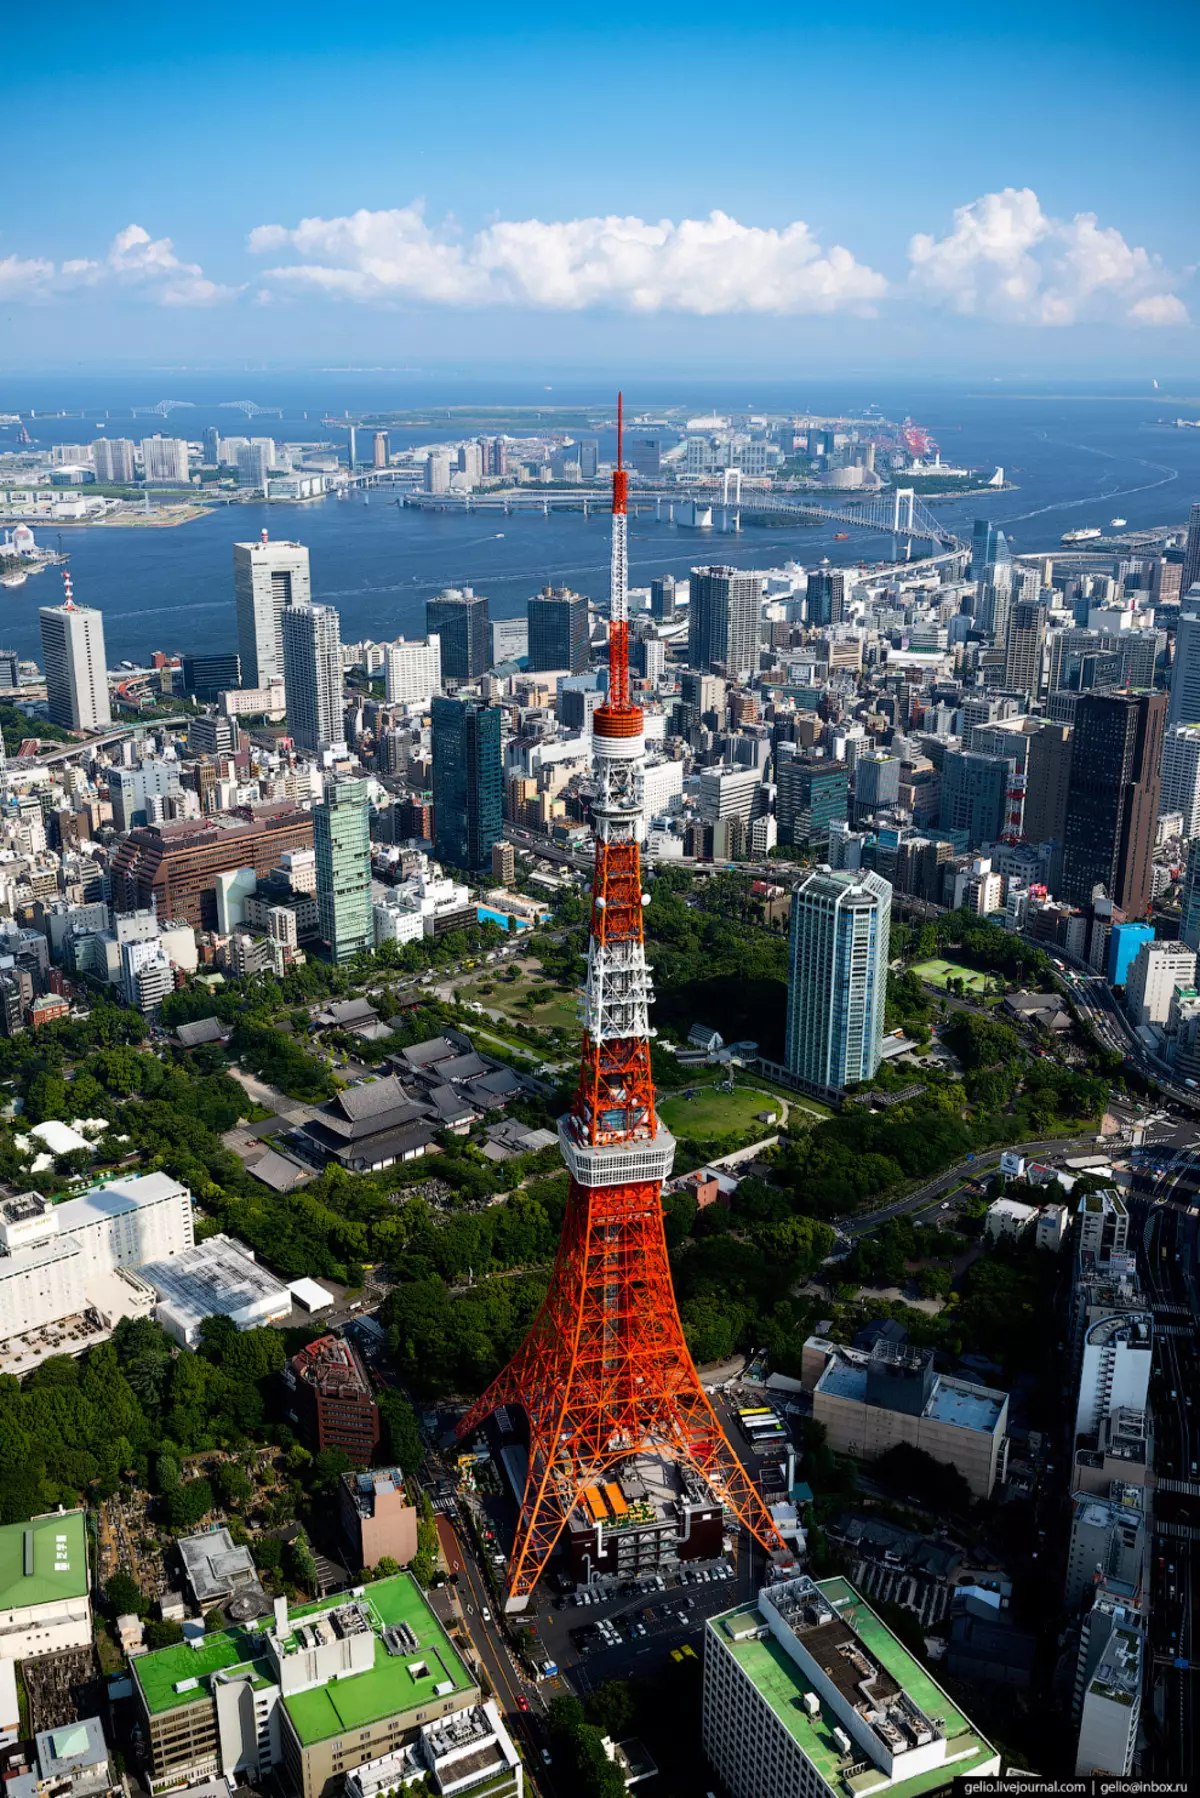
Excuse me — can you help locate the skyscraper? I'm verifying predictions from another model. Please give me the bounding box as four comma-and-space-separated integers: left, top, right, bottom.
426, 588, 488, 682
92, 438, 136, 483
786, 867, 891, 1091
430, 696, 502, 871
1060, 689, 1167, 914
234, 533, 312, 688
39, 583, 111, 731
1180, 500, 1200, 602
526, 586, 589, 673
282, 602, 344, 753
687, 565, 760, 681
140, 436, 190, 483
181, 651, 242, 701
1023, 721, 1073, 844
1004, 598, 1048, 697
939, 750, 1010, 849
384, 636, 442, 706
970, 517, 1011, 581
1159, 723, 1200, 836
314, 779, 372, 963
776, 758, 849, 848
852, 750, 900, 824
372, 431, 389, 469
1167, 605, 1200, 728
650, 576, 677, 621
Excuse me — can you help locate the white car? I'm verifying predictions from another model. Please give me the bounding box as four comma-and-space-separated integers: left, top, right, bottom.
481, 1607, 492, 1623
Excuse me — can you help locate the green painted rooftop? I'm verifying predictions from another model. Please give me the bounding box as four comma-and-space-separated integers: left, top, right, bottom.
0, 1512, 88, 1611
707, 1577, 997, 1798
133, 1574, 473, 1746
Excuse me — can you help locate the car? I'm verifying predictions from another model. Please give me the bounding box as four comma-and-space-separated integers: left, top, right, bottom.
517, 1696, 529, 1712
481, 1607, 492, 1623
542, 1750, 553, 1767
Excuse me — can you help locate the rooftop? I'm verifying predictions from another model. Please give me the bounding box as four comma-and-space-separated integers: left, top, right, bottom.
924, 1377, 1006, 1435
142, 1233, 289, 1327
134, 1574, 472, 1742
290, 1334, 372, 1400
709, 1578, 996, 1798
0, 1510, 89, 1610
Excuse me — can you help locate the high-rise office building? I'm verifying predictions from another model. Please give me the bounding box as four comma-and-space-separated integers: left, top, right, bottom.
236, 440, 274, 488
489, 618, 528, 667
852, 750, 900, 824
92, 438, 136, 483
1180, 501, 1200, 602
346, 425, 357, 470
687, 565, 760, 681
314, 779, 372, 963
431, 696, 503, 872
1004, 598, 1048, 697
372, 431, 389, 469
1182, 841, 1200, 952
424, 452, 451, 494
282, 602, 344, 753
970, 517, 1011, 580
939, 750, 1010, 849
140, 436, 190, 484
426, 588, 488, 682
1060, 689, 1166, 914
786, 867, 891, 1091
704, 1576, 999, 1798
1075, 1612, 1142, 1775
181, 651, 242, 702
1160, 723, 1200, 836
526, 586, 588, 673
384, 635, 442, 706
39, 591, 111, 731
1167, 601, 1200, 727
1023, 721, 1073, 844
776, 758, 849, 848
234, 534, 312, 688
649, 576, 678, 621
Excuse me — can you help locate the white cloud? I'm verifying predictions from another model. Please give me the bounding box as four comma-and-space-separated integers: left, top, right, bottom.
249, 204, 888, 315
1, 225, 234, 307
0, 253, 54, 299
908, 187, 1187, 326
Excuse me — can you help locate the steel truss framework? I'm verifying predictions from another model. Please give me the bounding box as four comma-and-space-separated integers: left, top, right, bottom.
458, 393, 785, 1610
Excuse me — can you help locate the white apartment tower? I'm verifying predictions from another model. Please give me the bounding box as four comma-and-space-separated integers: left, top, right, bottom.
384, 635, 442, 707
140, 436, 190, 483
282, 602, 344, 753
1124, 939, 1196, 1027
234, 533, 312, 688
39, 587, 112, 731
92, 438, 136, 483
1159, 722, 1200, 836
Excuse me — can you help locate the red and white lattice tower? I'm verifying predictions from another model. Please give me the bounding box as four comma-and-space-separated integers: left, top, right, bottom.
458, 395, 785, 1611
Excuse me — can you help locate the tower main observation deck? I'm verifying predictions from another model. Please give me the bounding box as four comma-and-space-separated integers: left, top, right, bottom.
457, 395, 785, 1611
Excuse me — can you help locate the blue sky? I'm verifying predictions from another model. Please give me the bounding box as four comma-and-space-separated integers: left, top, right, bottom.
3, 0, 1196, 371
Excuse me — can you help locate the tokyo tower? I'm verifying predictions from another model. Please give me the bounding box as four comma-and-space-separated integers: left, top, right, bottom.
457, 395, 785, 1611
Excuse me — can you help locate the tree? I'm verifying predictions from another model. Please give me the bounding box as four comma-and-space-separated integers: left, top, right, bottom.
144, 1619, 184, 1649
288, 1531, 318, 1592
167, 1477, 215, 1531
105, 1572, 147, 1618
586, 1679, 636, 1738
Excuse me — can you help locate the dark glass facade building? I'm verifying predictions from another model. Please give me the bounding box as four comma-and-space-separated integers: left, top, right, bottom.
431, 696, 503, 872
1060, 689, 1166, 915
426, 589, 489, 682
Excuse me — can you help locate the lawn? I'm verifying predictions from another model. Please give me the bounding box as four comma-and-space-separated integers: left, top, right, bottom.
658, 1083, 781, 1139
462, 973, 580, 1036
911, 958, 1004, 997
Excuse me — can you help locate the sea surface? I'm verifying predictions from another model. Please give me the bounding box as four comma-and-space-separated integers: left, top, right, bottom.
2, 376, 1199, 665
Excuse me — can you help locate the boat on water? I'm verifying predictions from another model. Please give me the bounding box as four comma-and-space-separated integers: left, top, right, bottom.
1110, 517, 1127, 528
1062, 526, 1103, 544
833, 532, 849, 540
0, 569, 27, 588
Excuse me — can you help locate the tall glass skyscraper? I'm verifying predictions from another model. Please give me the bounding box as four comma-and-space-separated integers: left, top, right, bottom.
282, 602, 343, 752
314, 778, 372, 963
431, 696, 503, 872
426, 588, 489, 682
687, 565, 760, 681
786, 868, 891, 1091
970, 518, 1011, 581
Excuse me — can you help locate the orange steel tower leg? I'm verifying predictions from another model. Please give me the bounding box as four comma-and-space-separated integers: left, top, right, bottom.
458, 394, 785, 1612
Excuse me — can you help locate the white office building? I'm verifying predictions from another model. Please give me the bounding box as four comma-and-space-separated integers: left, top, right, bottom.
643, 757, 685, 818
1074, 1313, 1153, 1440
282, 602, 344, 753
0, 1175, 193, 1355
39, 598, 111, 731
234, 535, 312, 688
1166, 600, 1200, 729
384, 635, 442, 707
1075, 1618, 1142, 1775
140, 436, 190, 484
697, 764, 762, 823
703, 1576, 999, 1798
786, 867, 891, 1091
1160, 723, 1200, 837
1124, 939, 1196, 1028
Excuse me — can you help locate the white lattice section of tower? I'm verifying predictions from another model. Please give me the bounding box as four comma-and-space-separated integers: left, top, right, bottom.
610, 509, 628, 624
